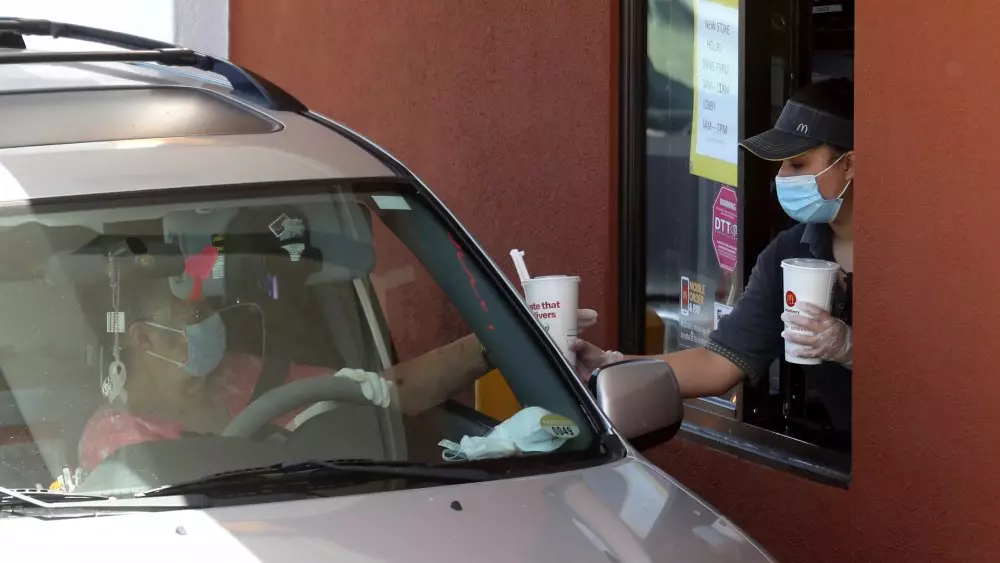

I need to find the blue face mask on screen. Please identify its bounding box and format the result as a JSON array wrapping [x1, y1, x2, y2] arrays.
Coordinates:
[[145, 313, 227, 377], [775, 152, 852, 223]]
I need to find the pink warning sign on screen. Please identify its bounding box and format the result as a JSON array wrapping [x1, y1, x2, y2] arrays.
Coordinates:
[[712, 185, 739, 272]]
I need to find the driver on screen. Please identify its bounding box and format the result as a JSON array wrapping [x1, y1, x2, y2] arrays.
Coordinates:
[[78, 274, 364, 469], [77, 265, 548, 471]]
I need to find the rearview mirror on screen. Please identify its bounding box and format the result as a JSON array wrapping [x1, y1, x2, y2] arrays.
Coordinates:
[[592, 359, 683, 446]]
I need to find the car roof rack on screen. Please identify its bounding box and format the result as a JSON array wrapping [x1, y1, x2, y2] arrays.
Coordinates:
[[0, 30, 25, 49], [0, 18, 306, 112]]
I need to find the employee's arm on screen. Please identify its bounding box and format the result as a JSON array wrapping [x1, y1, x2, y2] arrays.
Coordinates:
[[638, 348, 745, 398], [575, 342, 745, 398], [586, 238, 786, 400]]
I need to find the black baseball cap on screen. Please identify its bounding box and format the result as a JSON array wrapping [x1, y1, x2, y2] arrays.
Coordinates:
[[740, 99, 854, 161]]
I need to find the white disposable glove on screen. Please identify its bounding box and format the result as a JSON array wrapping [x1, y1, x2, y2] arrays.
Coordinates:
[[577, 309, 598, 333], [569, 338, 624, 384], [563, 310, 621, 383], [781, 303, 852, 367], [333, 368, 394, 407]]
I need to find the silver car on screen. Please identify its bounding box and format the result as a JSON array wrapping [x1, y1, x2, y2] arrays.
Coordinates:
[[0, 18, 774, 562]]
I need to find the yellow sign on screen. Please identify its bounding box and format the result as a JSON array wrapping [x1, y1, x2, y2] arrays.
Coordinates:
[[475, 369, 521, 420], [690, 0, 740, 186]]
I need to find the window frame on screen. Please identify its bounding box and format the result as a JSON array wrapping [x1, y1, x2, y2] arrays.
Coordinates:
[[617, 0, 851, 488]]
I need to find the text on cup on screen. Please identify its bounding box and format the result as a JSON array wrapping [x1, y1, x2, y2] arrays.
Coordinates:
[[530, 301, 562, 320]]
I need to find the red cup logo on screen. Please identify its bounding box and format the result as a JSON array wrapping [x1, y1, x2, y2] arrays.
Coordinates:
[[785, 291, 797, 308]]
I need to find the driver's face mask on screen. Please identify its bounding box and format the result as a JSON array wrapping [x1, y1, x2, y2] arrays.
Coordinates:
[[144, 312, 227, 377], [440, 406, 581, 462]]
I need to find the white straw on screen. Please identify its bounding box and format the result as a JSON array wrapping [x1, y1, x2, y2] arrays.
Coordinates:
[[509, 249, 531, 283]]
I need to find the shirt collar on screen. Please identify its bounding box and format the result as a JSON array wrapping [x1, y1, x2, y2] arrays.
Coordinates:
[[800, 223, 834, 260]]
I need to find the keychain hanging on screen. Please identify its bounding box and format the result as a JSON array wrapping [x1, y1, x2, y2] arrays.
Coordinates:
[[101, 254, 128, 404]]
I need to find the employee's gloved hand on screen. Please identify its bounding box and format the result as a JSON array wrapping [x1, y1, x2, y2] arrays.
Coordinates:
[[334, 368, 394, 407], [781, 303, 852, 367], [569, 338, 624, 384], [577, 309, 598, 333], [566, 310, 621, 383]]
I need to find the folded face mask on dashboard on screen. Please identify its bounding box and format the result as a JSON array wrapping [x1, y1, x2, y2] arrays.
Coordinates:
[[439, 406, 581, 462]]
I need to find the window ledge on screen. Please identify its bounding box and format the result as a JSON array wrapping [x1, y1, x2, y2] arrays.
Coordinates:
[[677, 404, 851, 489]]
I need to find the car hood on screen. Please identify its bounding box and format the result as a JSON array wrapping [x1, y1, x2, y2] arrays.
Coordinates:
[[0, 456, 773, 562]]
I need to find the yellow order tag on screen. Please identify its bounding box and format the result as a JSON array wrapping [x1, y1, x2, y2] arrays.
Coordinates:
[[540, 414, 580, 439]]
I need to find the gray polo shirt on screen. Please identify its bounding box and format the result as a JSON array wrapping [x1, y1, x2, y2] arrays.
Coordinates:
[[706, 222, 852, 431]]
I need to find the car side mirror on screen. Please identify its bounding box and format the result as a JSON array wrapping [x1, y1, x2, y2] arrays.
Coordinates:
[[592, 358, 683, 446]]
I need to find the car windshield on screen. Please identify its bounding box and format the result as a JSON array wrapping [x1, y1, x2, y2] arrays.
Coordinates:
[[0, 179, 600, 501]]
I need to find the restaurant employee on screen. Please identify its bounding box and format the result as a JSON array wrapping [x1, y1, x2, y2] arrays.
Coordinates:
[[574, 77, 855, 433]]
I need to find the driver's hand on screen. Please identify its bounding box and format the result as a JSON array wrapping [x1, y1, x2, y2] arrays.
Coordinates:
[[334, 368, 394, 407]]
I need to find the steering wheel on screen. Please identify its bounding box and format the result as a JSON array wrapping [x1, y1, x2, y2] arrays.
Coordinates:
[[223, 376, 405, 461], [222, 376, 376, 438]]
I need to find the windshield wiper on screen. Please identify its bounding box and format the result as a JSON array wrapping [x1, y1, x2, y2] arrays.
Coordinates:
[[139, 459, 492, 498], [0, 486, 112, 508], [0, 485, 206, 515]]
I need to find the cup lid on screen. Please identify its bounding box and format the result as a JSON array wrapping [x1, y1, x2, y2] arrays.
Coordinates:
[[522, 275, 581, 283], [780, 258, 839, 271]]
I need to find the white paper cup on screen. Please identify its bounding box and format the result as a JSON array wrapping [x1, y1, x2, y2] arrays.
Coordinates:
[[522, 275, 580, 365], [781, 258, 839, 365]]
